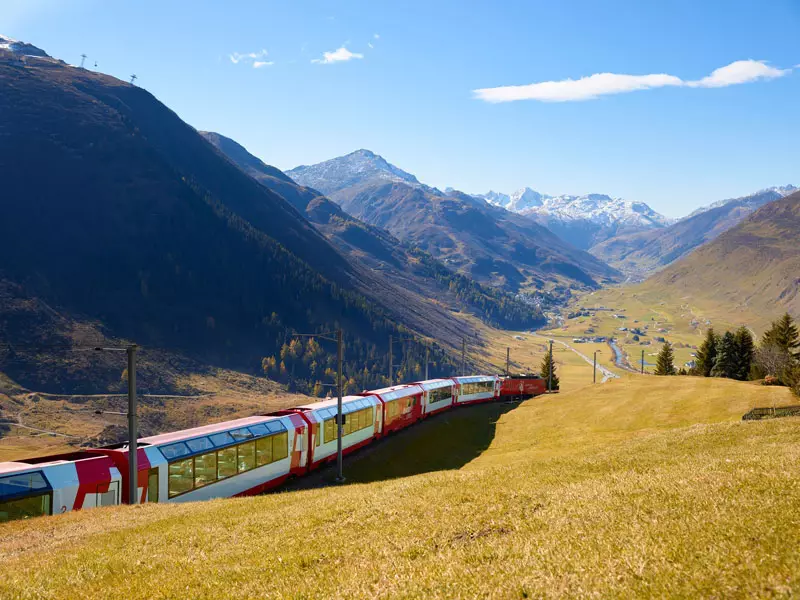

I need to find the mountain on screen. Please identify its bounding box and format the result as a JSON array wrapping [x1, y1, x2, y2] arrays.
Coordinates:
[[641, 190, 800, 331], [0, 52, 460, 395], [0, 34, 50, 59], [686, 185, 797, 219], [289, 152, 620, 295], [289, 149, 428, 195], [478, 188, 670, 250], [201, 132, 544, 331], [591, 186, 798, 278]]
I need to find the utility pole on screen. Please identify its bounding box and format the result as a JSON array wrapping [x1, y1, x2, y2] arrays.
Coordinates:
[[127, 345, 138, 504], [547, 339, 553, 392], [424, 346, 429, 381], [94, 344, 138, 504], [79, 53, 87, 69], [336, 329, 344, 483], [388, 335, 393, 385], [130, 74, 137, 85], [641, 349, 645, 374], [461, 337, 466, 376], [506, 347, 510, 377]]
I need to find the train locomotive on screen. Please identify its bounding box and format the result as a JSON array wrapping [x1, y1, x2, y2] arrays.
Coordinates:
[[0, 374, 546, 524]]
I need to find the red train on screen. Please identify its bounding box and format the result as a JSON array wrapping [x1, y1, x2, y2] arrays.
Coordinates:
[[0, 374, 547, 523]]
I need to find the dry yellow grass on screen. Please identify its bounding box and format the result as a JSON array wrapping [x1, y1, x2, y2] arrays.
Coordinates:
[[1, 375, 798, 598]]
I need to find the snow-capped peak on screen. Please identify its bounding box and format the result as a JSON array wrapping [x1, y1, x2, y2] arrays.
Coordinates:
[[508, 187, 544, 211], [0, 34, 50, 58], [287, 149, 423, 196], [476, 187, 670, 230], [686, 185, 798, 219]]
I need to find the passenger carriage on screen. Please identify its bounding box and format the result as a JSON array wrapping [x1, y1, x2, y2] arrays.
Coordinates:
[[123, 414, 308, 503], [414, 378, 456, 417], [453, 375, 501, 405], [286, 395, 382, 470], [364, 384, 424, 434], [0, 452, 121, 522]]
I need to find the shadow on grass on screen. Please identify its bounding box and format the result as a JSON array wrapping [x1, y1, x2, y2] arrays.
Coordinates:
[[281, 400, 519, 492]]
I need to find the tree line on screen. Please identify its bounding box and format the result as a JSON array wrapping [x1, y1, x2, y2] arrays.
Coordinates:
[[654, 313, 800, 396]]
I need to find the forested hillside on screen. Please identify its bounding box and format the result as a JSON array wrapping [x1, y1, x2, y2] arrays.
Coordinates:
[[0, 59, 457, 396]]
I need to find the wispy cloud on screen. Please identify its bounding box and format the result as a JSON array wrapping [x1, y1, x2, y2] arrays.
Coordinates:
[[373, 33, 380, 39], [229, 49, 273, 68], [473, 60, 792, 103], [311, 46, 364, 64]]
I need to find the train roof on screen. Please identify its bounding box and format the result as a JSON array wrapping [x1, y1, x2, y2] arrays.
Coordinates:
[[367, 384, 424, 400], [454, 375, 497, 383], [292, 394, 379, 414], [0, 451, 112, 475], [139, 414, 289, 447], [415, 378, 455, 390]]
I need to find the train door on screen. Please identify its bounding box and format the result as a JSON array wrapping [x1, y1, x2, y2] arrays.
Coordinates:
[[97, 481, 119, 507], [147, 468, 159, 502]]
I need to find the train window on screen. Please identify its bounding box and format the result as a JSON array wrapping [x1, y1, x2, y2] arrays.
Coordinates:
[[161, 442, 191, 460], [186, 437, 214, 453], [256, 437, 273, 466], [248, 424, 269, 437], [314, 423, 320, 447], [230, 428, 253, 442], [210, 432, 234, 447], [0, 471, 49, 497], [168, 458, 194, 498], [217, 447, 237, 480], [365, 407, 373, 427], [0, 493, 51, 523], [387, 400, 399, 419], [323, 418, 335, 444], [272, 433, 289, 461], [429, 387, 452, 403], [237, 442, 256, 472], [194, 452, 217, 488], [147, 468, 159, 503], [267, 421, 286, 433]]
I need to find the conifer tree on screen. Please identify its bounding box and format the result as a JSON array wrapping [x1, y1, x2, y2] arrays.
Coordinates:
[[694, 328, 718, 377], [712, 331, 737, 378], [732, 326, 755, 381], [540, 347, 559, 390], [762, 313, 800, 359], [654, 342, 676, 376]]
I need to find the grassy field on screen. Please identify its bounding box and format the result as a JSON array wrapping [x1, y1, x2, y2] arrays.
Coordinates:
[[540, 285, 745, 373], [2, 374, 799, 598]]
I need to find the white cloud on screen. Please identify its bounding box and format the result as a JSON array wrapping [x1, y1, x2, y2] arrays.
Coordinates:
[[474, 60, 793, 103], [311, 46, 364, 64], [229, 49, 272, 67], [368, 42, 374, 49], [686, 60, 790, 88], [373, 33, 380, 39]]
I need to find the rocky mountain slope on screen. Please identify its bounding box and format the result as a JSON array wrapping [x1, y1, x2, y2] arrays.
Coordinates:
[[288, 152, 620, 295], [641, 190, 800, 331], [592, 186, 798, 277], [477, 188, 670, 250], [202, 132, 545, 331], [0, 53, 458, 395]]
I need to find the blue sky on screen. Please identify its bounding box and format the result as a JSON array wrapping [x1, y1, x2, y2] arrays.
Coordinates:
[[3, 0, 799, 217]]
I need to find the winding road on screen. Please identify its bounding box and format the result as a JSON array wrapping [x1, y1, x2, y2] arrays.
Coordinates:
[[533, 335, 619, 383]]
